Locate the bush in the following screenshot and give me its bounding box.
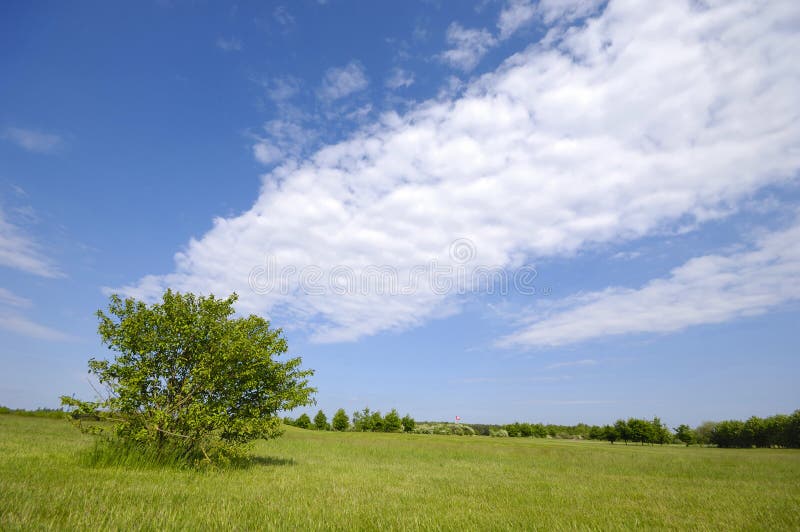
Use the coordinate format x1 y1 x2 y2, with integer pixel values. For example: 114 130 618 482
490 429 509 437
61 291 315 465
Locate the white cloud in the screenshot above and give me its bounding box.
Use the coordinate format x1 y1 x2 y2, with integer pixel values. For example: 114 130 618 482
497 0 538 39
499 218 800 348
118 0 800 344
386 68 415 90
3 127 62 153
252 142 283 165
318 61 369 101
498 0 606 39
0 207 62 278
0 287 31 308
216 37 242 52
0 287 72 342
546 359 597 369
265 75 301 102
440 23 497 71
536 0 605 25
251 119 318 166
0 312 74 342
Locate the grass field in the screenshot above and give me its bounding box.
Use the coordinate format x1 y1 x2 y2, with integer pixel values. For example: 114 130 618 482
1 415 799 530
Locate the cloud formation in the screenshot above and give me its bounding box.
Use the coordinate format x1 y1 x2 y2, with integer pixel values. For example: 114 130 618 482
386 68 415 90
0 207 62 278
499 217 800 347
318 61 369 101
440 23 496 71
118 0 800 344
3 127 62 153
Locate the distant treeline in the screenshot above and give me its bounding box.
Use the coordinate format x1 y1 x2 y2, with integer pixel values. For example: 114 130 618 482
0 406 63 419
5 405 799 448
471 410 800 448
284 407 416 433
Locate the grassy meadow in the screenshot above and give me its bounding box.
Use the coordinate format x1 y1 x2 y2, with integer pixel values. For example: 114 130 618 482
1 414 799 530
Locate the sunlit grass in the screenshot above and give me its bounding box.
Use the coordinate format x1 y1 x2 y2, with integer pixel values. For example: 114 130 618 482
1 415 799 529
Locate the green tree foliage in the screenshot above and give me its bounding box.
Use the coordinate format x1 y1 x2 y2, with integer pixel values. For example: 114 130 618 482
383 409 402 432
314 410 329 431
615 419 632 444
675 424 695 446
60 291 315 464
295 413 312 430
332 408 349 431
352 408 375 432
401 414 416 433
602 425 618 444
694 421 716 446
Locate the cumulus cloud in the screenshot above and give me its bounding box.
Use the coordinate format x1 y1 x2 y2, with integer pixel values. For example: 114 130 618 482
440 23 497 71
0 207 62 278
318 61 369 101
117 0 800 344
3 127 62 153
500 217 800 347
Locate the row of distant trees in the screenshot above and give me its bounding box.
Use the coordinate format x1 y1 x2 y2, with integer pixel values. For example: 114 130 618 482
479 410 800 448
284 408 416 433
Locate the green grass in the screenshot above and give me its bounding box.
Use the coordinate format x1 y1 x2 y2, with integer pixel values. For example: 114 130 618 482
1 415 799 530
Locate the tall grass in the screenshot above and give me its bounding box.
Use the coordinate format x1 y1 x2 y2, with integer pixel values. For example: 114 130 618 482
1 414 799 529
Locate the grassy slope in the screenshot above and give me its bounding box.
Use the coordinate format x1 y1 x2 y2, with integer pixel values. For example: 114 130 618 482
1 415 799 530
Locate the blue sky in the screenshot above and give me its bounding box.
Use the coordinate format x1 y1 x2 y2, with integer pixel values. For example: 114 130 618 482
1 0 798 427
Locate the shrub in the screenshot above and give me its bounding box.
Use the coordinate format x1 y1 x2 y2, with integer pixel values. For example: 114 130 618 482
61 291 315 465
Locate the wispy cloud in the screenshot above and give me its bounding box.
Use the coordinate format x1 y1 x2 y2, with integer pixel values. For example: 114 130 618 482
3 127 63 153
0 312 75 342
265 75 301 102
458 375 572 384
500 217 800 348
546 359 597 370
0 287 32 308
497 0 605 39
0 207 62 278
273 5 295 27
318 61 369 101
216 37 242 52
386 68 415 89
0 287 73 342
439 23 496 71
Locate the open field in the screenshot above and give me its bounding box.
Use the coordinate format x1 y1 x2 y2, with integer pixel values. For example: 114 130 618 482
1 415 799 530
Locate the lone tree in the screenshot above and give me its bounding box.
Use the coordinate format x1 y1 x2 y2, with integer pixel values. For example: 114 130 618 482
61 290 315 464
